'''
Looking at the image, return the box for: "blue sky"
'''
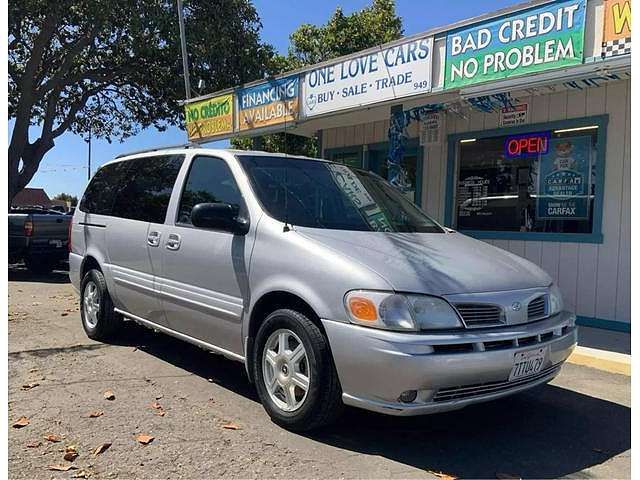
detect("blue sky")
[20,0,524,198]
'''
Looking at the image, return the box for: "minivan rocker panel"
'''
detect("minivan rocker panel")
[70,148,577,431]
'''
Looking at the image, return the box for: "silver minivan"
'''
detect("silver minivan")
[70,147,577,431]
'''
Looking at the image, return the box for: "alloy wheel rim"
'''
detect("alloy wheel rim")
[83,281,100,328]
[262,328,310,412]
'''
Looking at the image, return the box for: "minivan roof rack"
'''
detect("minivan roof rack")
[115,142,201,159]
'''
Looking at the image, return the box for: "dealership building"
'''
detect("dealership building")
[184,0,631,331]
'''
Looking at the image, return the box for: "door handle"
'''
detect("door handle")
[165,233,181,251]
[147,231,161,247]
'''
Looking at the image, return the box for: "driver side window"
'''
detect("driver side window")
[177,156,244,225]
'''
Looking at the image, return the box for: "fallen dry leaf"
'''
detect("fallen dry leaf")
[92,442,112,456]
[87,410,104,418]
[156,410,165,417]
[496,474,521,480]
[44,433,63,443]
[135,433,154,445]
[64,451,78,462]
[26,441,42,448]
[222,423,240,430]
[21,383,40,390]
[48,464,78,472]
[426,471,457,480]
[150,402,162,410]
[103,390,115,400]
[12,416,30,428]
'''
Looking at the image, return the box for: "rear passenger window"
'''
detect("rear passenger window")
[79,161,131,215]
[177,156,243,225]
[112,155,184,223]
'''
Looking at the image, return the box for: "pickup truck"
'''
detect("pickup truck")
[9,208,72,274]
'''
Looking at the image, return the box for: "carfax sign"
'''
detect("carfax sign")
[184,94,234,141]
[445,0,586,89]
[537,135,591,219]
[238,75,299,131]
[302,36,433,117]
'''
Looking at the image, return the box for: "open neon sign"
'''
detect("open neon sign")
[505,131,550,158]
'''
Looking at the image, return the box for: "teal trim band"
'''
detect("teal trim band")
[576,316,630,333]
[445,114,609,244]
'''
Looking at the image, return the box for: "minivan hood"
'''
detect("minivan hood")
[295,228,552,295]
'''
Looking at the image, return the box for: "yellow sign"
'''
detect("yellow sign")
[184,94,234,141]
[602,0,631,57]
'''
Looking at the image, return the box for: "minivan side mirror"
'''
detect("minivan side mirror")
[190,203,249,235]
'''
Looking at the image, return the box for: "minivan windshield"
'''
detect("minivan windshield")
[237,155,444,233]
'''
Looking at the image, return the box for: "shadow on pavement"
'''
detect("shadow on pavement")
[112,323,630,479]
[9,264,70,284]
[310,385,630,479]
[117,322,259,403]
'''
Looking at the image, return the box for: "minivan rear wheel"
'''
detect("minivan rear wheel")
[80,269,122,341]
[253,309,343,431]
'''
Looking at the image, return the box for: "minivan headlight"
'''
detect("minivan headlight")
[344,290,463,331]
[549,284,564,316]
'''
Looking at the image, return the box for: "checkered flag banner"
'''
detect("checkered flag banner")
[602,37,631,57]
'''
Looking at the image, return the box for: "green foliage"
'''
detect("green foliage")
[53,192,78,206]
[8,0,275,203]
[231,0,403,157]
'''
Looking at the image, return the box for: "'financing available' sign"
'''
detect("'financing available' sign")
[302,36,433,117]
[238,75,299,131]
[184,94,234,141]
[444,0,586,89]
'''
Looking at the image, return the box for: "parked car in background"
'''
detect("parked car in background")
[69,148,577,431]
[9,207,71,273]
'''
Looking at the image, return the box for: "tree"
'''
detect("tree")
[8,0,275,207]
[53,192,78,206]
[231,0,403,156]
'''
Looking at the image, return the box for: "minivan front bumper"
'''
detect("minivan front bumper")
[322,311,577,416]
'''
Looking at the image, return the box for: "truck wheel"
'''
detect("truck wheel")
[25,256,54,275]
[80,269,122,342]
[253,309,343,431]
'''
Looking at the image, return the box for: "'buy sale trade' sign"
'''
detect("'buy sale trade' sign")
[445,0,586,89]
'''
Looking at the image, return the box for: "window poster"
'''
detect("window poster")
[536,135,591,219]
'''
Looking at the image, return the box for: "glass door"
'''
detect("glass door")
[368,144,421,206]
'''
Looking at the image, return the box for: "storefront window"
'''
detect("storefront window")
[369,148,419,204]
[329,150,362,168]
[454,125,600,234]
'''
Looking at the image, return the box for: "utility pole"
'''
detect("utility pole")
[87,125,92,181]
[176,0,191,100]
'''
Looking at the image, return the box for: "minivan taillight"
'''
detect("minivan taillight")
[24,219,33,237]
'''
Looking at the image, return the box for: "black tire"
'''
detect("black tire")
[25,256,54,275]
[80,269,122,341]
[253,309,343,431]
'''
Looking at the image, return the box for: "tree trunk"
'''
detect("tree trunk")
[8,136,55,211]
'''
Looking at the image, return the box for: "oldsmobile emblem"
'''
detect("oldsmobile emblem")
[511,302,522,311]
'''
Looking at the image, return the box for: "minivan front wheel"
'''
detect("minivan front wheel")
[253,309,343,431]
[80,269,122,341]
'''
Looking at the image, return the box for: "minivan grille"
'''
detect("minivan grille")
[527,296,547,321]
[433,364,561,402]
[454,304,504,327]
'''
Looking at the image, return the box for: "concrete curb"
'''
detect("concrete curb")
[567,346,631,376]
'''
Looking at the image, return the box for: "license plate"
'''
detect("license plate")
[509,347,547,381]
[49,240,62,248]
